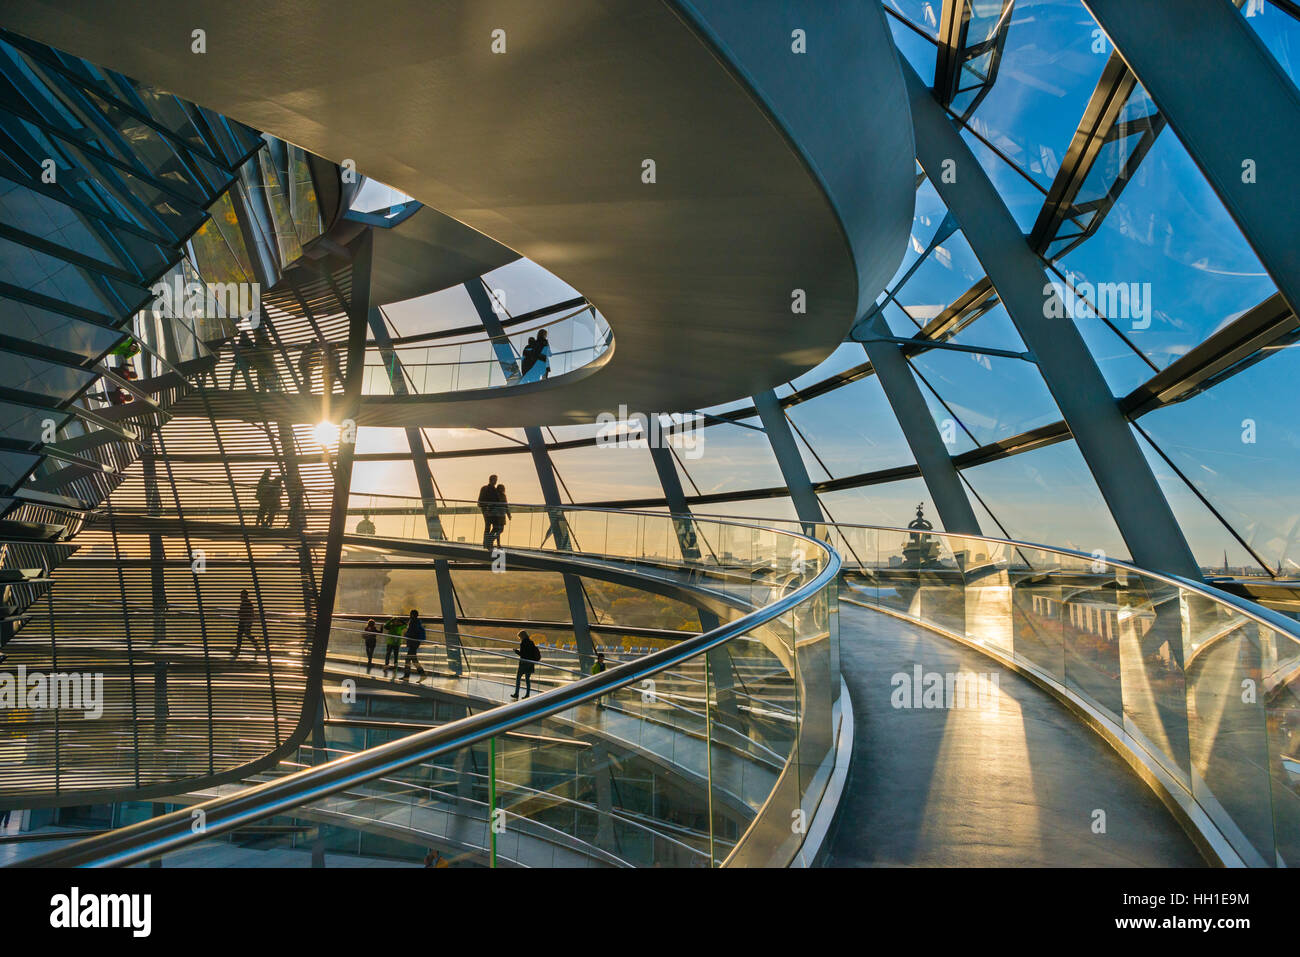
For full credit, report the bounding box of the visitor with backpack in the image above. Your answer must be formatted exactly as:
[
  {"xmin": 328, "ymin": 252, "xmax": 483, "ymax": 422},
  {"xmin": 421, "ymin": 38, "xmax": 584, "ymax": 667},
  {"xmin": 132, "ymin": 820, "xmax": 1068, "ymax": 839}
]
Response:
[
  {"xmin": 510, "ymin": 630, "xmax": 541, "ymax": 700},
  {"xmin": 518, "ymin": 336, "xmax": 538, "ymax": 380},
  {"xmin": 402, "ymin": 608, "xmax": 427, "ymax": 681}
]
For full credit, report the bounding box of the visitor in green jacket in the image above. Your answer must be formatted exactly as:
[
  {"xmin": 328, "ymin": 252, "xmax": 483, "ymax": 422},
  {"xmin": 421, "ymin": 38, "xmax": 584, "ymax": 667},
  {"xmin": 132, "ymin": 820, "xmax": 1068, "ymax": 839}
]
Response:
[
  {"xmin": 110, "ymin": 338, "xmax": 140, "ymax": 359},
  {"xmin": 383, "ymin": 616, "xmax": 406, "ymax": 677}
]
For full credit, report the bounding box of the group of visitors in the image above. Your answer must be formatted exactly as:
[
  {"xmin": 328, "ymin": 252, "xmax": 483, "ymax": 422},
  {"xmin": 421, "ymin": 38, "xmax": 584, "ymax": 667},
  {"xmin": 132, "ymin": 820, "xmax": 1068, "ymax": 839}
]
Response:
[
  {"xmin": 340, "ymin": 466, "xmax": 613, "ymax": 707},
  {"xmin": 231, "ymin": 327, "xmax": 282, "ymax": 392},
  {"xmin": 350, "ymin": 613, "xmax": 605, "ymax": 709},
  {"xmin": 255, "ymin": 469, "xmax": 284, "ymax": 528},
  {"xmin": 477, "ymin": 475, "xmax": 512, "ymax": 549},
  {"xmin": 516, "ymin": 328, "xmax": 552, "ymax": 384},
  {"xmin": 361, "ymin": 610, "xmax": 427, "ymax": 681},
  {"xmin": 251, "ymin": 469, "xmax": 306, "ymax": 529}
]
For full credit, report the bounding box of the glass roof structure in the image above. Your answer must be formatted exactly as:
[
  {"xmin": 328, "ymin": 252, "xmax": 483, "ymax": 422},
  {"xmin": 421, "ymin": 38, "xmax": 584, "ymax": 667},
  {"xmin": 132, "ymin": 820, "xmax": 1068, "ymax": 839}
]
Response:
[
  {"xmin": 337, "ymin": 0, "xmax": 1300, "ymax": 582},
  {"xmin": 0, "ymin": 0, "xmax": 1297, "ymax": 877}
]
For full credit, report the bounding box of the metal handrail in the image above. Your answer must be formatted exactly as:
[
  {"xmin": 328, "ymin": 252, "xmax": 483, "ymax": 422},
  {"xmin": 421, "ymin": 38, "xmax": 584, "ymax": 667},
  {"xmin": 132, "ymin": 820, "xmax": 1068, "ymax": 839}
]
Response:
[
  {"xmin": 25, "ymin": 497, "xmax": 1300, "ymax": 867},
  {"xmin": 270, "ymin": 748, "xmax": 714, "ymax": 861},
  {"xmin": 373, "ymin": 303, "xmax": 602, "ymax": 355},
  {"xmin": 372, "ymin": 337, "xmax": 609, "ymax": 373},
  {"xmin": 683, "ymin": 511, "xmax": 1300, "ymax": 642},
  {"xmin": 65, "ymin": 502, "xmax": 803, "ymax": 715},
  {"xmin": 363, "ymin": 304, "xmax": 612, "ymax": 395},
  {"xmin": 111, "ymin": 476, "xmax": 1300, "ymax": 645},
  {"xmin": 16, "ymin": 521, "xmax": 839, "ymax": 867}
]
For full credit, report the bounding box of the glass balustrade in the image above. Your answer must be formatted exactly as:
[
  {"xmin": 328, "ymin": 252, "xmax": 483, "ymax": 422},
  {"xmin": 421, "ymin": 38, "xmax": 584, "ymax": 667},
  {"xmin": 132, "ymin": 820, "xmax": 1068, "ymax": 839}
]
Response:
[
  {"xmin": 33, "ymin": 496, "xmax": 841, "ymax": 868},
  {"xmin": 690, "ymin": 514, "xmax": 1300, "ymax": 869},
  {"xmin": 42, "ymin": 500, "xmax": 1297, "ymax": 867},
  {"xmin": 362, "ymin": 306, "xmax": 612, "ymax": 396},
  {"xmin": 110, "ymin": 565, "xmax": 836, "ymax": 868}
]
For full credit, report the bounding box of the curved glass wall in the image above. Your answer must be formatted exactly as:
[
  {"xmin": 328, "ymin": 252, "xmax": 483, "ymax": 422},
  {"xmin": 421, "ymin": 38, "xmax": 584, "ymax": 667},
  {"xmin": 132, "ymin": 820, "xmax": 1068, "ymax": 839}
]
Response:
[
  {"xmin": 22, "ymin": 504, "xmax": 842, "ymax": 869},
  {"xmin": 693, "ymin": 515, "xmax": 1300, "ymax": 868},
  {"xmin": 5, "ymin": 0, "xmax": 1300, "ymax": 868}
]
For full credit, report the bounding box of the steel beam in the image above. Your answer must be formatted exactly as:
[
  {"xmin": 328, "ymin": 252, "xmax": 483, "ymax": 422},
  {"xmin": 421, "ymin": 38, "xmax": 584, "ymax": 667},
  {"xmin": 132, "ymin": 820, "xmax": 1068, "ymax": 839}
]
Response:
[
  {"xmin": 857, "ymin": 333, "xmax": 982, "ymax": 534},
  {"xmin": 299, "ymin": 231, "xmax": 374, "ymax": 730},
  {"xmin": 525, "ymin": 425, "xmax": 596, "ymax": 671},
  {"xmin": 1121, "ymin": 293, "xmax": 1297, "ymax": 417},
  {"xmin": 1083, "ymin": 0, "xmax": 1300, "ymax": 317},
  {"xmin": 649, "ymin": 440, "xmax": 738, "ymax": 718},
  {"xmin": 1027, "ymin": 53, "xmax": 1165, "ymax": 259},
  {"xmin": 310, "ymin": 699, "xmax": 327, "ymax": 868},
  {"xmin": 141, "ymin": 447, "xmax": 166, "ymax": 647},
  {"xmin": 934, "ymin": 0, "xmax": 1015, "ymax": 121},
  {"xmin": 902, "ymin": 60, "xmax": 1200, "ymax": 578},
  {"xmin": 464, "ymin": 280, "xmax": 520, "ymax": 378},
  {"xmin": 367, "ymin": 307, "xmax": 463, "ymax": 675},
  {"xmin": 464, "ymin": 280, "xmax": 596, "ymax": 670},
  {"xmin": 752, "ymin": 389, "xmax": 824, "ymax": 528}
]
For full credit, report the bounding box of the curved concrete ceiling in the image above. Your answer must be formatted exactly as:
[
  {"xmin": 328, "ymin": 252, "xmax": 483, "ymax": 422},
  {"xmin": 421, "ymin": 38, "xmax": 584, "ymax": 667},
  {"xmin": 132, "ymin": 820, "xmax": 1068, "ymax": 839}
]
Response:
[{"xmin": 2, "ymin": 0, "xmax": 915, "ymax": 427}]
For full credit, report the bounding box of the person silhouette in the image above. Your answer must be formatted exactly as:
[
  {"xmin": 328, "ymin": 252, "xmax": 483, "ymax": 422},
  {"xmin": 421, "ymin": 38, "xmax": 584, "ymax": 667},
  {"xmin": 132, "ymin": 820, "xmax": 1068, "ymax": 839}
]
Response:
[{"xmin": 477, "ymin": 474, "xmax": 500, "ymax": 549}]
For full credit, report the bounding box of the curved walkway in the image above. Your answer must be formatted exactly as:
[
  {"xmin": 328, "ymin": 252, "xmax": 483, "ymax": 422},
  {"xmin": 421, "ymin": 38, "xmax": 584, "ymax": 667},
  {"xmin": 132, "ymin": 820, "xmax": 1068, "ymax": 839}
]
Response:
[{"xmin": 826, "ymin": 602, "xmax": 1204, "ymax": 867}]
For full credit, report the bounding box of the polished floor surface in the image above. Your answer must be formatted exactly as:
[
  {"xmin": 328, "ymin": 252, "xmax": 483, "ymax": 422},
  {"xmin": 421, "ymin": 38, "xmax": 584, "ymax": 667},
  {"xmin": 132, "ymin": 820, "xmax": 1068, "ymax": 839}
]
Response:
[{"xmin": 824, "ymin": 602, "xmax": 1205, "ymax": 867}]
